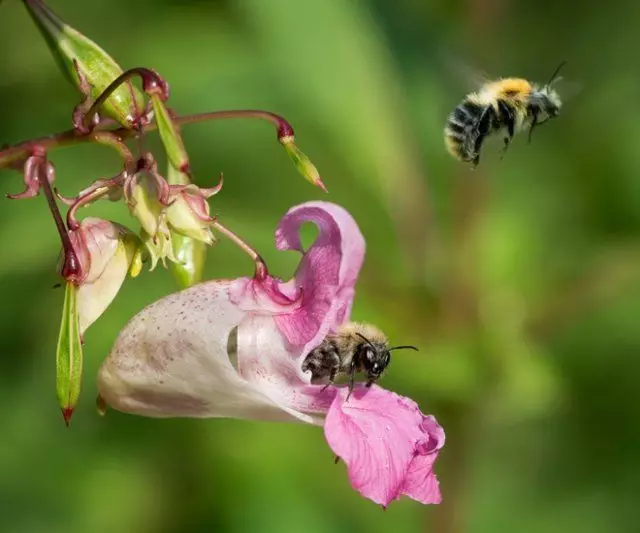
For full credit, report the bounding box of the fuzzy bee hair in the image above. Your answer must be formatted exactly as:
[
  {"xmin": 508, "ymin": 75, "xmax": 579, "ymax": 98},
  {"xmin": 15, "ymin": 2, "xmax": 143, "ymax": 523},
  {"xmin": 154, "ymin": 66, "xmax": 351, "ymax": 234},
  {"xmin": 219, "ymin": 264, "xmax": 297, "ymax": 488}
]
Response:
[{"xmin": 445, "ymin": 61, "xmax": 565, "ymax": 167}]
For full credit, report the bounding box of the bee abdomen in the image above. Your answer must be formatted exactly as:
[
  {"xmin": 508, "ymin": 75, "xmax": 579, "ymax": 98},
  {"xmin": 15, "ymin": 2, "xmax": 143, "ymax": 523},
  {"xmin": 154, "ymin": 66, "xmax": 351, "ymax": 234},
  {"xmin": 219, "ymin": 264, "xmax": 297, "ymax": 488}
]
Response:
[
  {"xmin": 302, "ymin": 341, "xmax": 342, "ymax": 383},
  {"xmin": 444, "ymin": 99, "xmax": 485, "ymax": 162}
]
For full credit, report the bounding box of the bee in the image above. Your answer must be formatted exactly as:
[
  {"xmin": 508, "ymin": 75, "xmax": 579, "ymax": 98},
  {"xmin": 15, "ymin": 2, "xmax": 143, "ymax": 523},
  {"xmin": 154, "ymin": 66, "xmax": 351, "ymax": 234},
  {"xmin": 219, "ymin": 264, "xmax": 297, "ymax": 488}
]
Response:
[
  {"xmin": 444, "ymin": 61, "xmax": 566, "ymax": 166},
  {"xmin": 301, "ymin": 322, "xmax": 418, "ymax": 399}
]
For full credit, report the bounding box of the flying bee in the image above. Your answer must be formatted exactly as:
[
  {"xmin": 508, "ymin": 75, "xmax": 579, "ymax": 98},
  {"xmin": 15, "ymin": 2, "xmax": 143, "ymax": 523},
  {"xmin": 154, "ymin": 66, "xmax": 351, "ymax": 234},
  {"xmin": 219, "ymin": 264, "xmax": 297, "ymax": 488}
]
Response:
[
  {"xmin": 444, "ymin": 61, "xmax": 567, "ymax": 167},
  {"xmin": 301, "ymin": 322, "xmax": 418, "ymax": 399}
]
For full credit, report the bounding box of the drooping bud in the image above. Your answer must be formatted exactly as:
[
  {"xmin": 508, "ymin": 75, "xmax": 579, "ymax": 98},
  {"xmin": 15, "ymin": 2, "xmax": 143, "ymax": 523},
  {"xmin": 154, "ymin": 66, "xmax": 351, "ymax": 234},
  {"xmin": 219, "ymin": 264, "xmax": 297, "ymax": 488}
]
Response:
[
  {"xmin": 23, "ymin": 0, "xmax": 145, "ymax": 128},
  {"xmin": 123, "ymin": 162, "xmax": 176, "ymax": 270},
  {"xmin": 165, "ymin": 165, "xmax": 219, "ymax": 244},
  {"xmin": 279, "ymin": 136, "xmax": 327, "ymax": 192},
  {"xmin": 167, "ymin": 165, "xmax": 223, "ymax": 288},
  {"xmin": 165, "ymin": 165, "xmax": 221, "ymax": 287},
  {"xmin": 151, "ymin": 94, "xmax": 190, "ymax": 174},
  {"xmin": 69, "ymin": 218, "xmax": 142, "ymax": 333},
  {"xmin": 56, "ymin": 281, "xmax": 82, "ymax": 426}
]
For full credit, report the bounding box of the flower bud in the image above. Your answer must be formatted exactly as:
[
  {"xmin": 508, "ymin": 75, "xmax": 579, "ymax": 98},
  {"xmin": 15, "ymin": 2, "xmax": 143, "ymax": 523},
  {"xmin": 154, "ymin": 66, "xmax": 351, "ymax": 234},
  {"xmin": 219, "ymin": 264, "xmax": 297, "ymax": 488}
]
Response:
[
  {"xmin": 23, "ymin": 0, "xmax": 144, "ymax": 128},
  {"xmin": 166, "ymin": 187, "xmax": 216, "ymax": 245},
  {"xmin": 124, "ymin": 168, "xmax": 168, "ymax": 239},
  {"xmin": 69, "ymin": 218, "xmax": 142, "ymax": 333},
  {"xmin": 56, "ymin": 281, "xmax": 82, "ymax": 426},
  {"xmin": 165, "ymin": 164, "xmax": 211, "ymax": 287},
  {"xmin": 280, "ymin": 136, "xmax": 327, "ymax": 192}
]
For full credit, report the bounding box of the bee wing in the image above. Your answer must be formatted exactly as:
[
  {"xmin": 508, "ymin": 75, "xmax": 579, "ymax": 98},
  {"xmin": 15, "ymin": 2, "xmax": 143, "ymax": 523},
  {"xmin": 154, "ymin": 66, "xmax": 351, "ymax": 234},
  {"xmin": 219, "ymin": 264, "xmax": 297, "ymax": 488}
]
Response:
[
  {"xmin": 435, "ymin": 47, "xmax": 493, "ymax": 92},
  {"xmin": 553, "ymin": 79, "xmax": 584, "ymax": 102}
]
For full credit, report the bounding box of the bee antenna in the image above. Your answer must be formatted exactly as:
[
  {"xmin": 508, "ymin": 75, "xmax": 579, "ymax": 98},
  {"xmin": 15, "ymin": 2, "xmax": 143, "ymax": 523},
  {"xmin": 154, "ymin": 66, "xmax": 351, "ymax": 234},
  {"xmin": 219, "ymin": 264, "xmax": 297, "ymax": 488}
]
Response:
[
  {"xmin": 388, "ymin": 345, "xmax": 419, "ymax": 352},
  {"xmin": 356, "ymin": 333, "xmax": 376, "ymax": 350},
  {"xmin": 546, "ymin": 60, "xmax": 567, "ymax": 87}
]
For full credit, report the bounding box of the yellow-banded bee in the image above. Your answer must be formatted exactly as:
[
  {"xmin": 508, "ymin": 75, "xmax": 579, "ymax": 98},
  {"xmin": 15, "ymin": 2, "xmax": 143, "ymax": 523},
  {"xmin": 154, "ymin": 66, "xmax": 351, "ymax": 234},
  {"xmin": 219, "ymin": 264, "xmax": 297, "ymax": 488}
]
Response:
[
  {"xmin": 301, "ymin": 322, "xmax": 418, "ymax": 399},
  {"xmin": 445, "ymin": 62, "xmax": 566, "ymax": 166}
]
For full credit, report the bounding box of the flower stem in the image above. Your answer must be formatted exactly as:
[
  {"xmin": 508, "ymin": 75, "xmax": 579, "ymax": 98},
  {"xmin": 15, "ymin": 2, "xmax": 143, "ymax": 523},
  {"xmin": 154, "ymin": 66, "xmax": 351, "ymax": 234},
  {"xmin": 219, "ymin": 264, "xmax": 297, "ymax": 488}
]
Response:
[
  {"xmin": 174, "ymin": 110, "xmax": 294, "ymax": 140},
  {"xmin": 211, "ymin": 219, "xmax": 267, "ymax": 280},
  {"xmin": 35, "ymin": 156, "xmax": 81, "ymax": 281},
  {"xmin": 0, "ymin": 110, "xmax": 295, "ymax": 170}
]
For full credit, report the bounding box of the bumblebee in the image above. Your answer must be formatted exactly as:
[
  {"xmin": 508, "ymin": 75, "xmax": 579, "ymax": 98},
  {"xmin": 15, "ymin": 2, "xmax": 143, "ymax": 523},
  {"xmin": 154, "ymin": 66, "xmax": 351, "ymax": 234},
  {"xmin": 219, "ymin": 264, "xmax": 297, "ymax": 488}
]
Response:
[
  {"xmin": 301, "ymin": 322, "xmax": 418, "ymax": 399},
  {"xmin": 444, "ymin": 62, "xmax": 566, "ymax": 166}
]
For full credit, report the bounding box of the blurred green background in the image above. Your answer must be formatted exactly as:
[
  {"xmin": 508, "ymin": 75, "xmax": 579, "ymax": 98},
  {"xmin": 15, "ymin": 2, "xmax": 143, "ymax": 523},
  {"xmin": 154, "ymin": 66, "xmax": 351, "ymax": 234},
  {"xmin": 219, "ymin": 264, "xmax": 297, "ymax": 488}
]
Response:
[{"xmin": 1, "ymin": 0, "xmax": 639, "ymax": 532}]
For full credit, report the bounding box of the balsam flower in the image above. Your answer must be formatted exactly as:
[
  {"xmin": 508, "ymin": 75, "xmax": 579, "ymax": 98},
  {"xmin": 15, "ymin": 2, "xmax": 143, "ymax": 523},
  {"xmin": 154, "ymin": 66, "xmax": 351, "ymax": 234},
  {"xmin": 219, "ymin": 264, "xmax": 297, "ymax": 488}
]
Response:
[{"xmin": 98, "ymin": 201, "xmax": 444, "ymax": 507}]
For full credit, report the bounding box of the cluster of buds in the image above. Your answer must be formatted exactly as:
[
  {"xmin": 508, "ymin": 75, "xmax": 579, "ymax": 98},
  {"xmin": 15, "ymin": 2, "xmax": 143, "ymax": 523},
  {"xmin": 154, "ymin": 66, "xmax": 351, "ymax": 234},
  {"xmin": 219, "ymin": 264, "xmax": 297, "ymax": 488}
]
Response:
[{"xmin": 0, "ymin": 0, "xmax": 325, "ymax": 424}]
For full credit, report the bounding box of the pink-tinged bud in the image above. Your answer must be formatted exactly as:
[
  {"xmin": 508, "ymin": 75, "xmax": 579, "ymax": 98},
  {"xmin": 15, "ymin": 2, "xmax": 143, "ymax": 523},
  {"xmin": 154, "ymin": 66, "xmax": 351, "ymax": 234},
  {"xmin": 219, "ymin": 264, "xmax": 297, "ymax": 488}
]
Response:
[
  {"xmin": 165, "ymin": 165, "xmax": 212, "ymax": 287},
  {"xmin": 123, "ymin": 166, "xmax": 176, "ymax": 269},
  {"xmin": 68, "ymin": 218, "xmax": 142, "ymax": 333},
  {"xmin": 23, "ymin": 0, "xmax": 145, "ymax": 128}
]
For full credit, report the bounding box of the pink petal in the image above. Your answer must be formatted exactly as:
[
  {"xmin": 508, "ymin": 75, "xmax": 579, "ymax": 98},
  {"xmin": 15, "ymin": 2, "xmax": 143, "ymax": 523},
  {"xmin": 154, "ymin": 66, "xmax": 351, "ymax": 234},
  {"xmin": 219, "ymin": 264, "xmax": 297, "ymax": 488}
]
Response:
[
  {"xmin": 400, "ymin": 415, "xmax": 446, "ymax": 504},
  {"xmin": 322, "ymin": 385, "xmax": 444, "ymax": 507},
  {"xmin": 273, "ymin": 201, "xmax": 365, "ymax": 354},
  {"xmin": 98, "ymin": 280, "xmax": 316, "ymax": 423},
  {"xmin": 230, "ymin": 275, "xmax": 302, "ymax": 315}
]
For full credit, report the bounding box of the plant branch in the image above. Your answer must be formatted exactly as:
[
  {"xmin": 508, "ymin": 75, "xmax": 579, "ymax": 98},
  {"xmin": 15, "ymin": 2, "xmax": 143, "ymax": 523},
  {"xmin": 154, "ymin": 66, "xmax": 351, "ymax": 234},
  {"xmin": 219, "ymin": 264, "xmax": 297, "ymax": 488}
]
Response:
[
  {"xmin": 211, "ymin": 219, "xmax": 267, "ymax": 280},
  {"xmin": 0, "ymin": 110, "xmax": 296, "ymax": 171}
]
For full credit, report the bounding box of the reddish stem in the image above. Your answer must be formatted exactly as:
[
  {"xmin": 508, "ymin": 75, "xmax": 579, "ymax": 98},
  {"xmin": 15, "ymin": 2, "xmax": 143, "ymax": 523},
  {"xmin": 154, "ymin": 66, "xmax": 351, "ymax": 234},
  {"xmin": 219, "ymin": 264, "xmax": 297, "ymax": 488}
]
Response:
[
  {"xmin": 82, "ymin": 67, "xmax": 168, "ymax": 131},
  {"xmin": 211, "ymin": 219, "xmax": 267, "ymax": 280},
  {"xmin": 175, "ymin": 110, "xmax": 294, "ymax": 140},
  {"xmin": 34, "ymin": 155, "xmax": 81, "ymax": 281},
  {"xmin": 0, "ymin": 110, "xmax": 296, "ymax": 171}
]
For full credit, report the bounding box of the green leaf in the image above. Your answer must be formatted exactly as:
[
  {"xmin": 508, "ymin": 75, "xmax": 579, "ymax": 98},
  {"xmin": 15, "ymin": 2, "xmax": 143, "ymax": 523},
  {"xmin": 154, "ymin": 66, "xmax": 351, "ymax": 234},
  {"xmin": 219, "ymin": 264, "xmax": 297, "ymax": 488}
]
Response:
[{"xmin": 56, "ymin": 281, "xmax": 83, "ymax": 426}]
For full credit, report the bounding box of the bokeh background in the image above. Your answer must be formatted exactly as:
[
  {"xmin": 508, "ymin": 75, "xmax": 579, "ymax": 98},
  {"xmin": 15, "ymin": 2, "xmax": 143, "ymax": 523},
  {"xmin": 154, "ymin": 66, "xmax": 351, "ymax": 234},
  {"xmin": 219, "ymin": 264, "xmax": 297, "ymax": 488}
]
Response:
[{"xmin": 0, "ymin": 0, "xmax": 638, "ymax": 532}]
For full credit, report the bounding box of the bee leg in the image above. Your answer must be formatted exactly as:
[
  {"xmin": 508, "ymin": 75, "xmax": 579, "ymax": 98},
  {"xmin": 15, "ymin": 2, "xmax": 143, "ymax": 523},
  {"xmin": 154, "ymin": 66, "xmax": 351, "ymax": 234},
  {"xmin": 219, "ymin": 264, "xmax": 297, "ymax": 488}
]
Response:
[
  {"xmin": 320, "ymin": 366, "xmax": 339, "ymax": 392},
  {"xmin": 497, "ymin": 100, "xmax": 515, "ymax": 159},
  {"xmin": 471, "ymin": 106, "xmax": 495, "ymax": 168},
  {"xmin": 527, "ymin": 106, "xmax": 539, "ymax": 144},
  {"xmin": 345, "ymin": 360, "xmax": 358, "ymax": 401}
]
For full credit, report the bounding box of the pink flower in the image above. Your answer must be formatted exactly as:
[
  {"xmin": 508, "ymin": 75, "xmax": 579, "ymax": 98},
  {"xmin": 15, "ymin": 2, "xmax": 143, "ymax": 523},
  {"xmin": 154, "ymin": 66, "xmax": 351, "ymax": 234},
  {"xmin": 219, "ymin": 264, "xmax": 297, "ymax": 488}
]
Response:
[
  {"xmin": 68, "ymin": 217, "xmax": 141, "ymax": 334},
  {"xmin": 97, "ymin": 201, "xmax": 444, "ymax": 507}
]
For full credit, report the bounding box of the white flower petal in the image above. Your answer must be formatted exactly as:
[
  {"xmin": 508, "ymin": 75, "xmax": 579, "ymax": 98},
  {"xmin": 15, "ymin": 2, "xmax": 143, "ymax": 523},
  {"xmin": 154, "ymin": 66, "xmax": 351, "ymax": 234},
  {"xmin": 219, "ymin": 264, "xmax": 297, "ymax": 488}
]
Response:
[{"xmin": 98, "ymin": 280, "xmax": 314, "ymax": 422}]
